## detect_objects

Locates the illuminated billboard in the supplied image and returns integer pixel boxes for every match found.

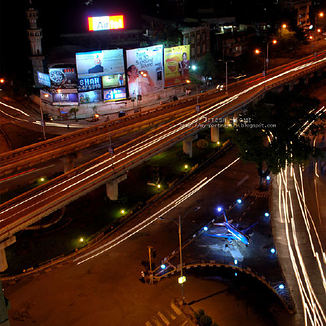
[102,74,125,88]
[103,87,127,102]
[52,93,78,106]
[164,45,190,87]
[88,15,125,31]
[76,49,125,78]
[37,72,51,87]
[78,76,102,92]
[126,45,163,98]
[78,90,102,104]
[49,68,77,89]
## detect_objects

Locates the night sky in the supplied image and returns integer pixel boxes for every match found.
[0,0,144,79]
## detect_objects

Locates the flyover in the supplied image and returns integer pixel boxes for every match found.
[0,50,325,178]
[0,52,325,271]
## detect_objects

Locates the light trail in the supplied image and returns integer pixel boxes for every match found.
[1,54,326,229]
[73,157,240,265]
[278,166,326,325]
[0,100,30,117]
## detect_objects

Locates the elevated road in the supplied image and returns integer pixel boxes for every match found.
[0,51,325,179]
[0,52,326,248]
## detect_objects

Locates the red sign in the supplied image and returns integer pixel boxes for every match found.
[88,15,125,31]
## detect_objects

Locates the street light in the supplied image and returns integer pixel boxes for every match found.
[39,91,47,140]
[0,78,5,84]
[319,11,324,18]
[266,39,277,75]
[282,23,287,29]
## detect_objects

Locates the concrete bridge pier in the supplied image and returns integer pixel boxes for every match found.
[0,237,16,272]
[210,125,220,143]
[62,154,78,173]
[106,174,127,201]
[182,135,198,158]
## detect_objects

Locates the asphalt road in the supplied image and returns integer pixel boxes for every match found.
[3,148,284,326]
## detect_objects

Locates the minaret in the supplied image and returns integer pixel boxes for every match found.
[26,0,45,87]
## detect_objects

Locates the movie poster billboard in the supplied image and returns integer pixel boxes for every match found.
[78,90,102,104]
[126,45,163,98]
[78,76,102,92]
[103,87,127,102]
[102,73,125,88]
[52,93,78,106]
[76,49,125,79]
[37,72,51,87]
[49,68,77,89]
[164,45,190,87]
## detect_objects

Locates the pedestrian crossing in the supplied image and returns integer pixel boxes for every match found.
[144,301,192,326]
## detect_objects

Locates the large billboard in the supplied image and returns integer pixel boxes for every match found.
[76,49,125,79]
[37,72,51,87]
[88,15,125,31]
[49,68,77,89]
[78,76,102,92]
[78,90,102,104]
[52,93,78,106]
[103,87,127,102]
[102,73,125,88]
[126,45,164,98]
[164,45,190,87]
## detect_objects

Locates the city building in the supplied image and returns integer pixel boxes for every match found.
[26,0,45,87]
[282,0,312,28]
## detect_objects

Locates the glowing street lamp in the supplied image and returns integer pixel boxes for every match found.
[178,276,186,284]
[185,79,191,84]
[282,23,287,29]
[184,164,189,169]
[191,65,197,71]
[254,49,261,55]
[157,184,161,189]
[317,28,322,33]
[120,209,126,215]
[79,237,84,243]
[0,78,5,84]
[319,12,324,18]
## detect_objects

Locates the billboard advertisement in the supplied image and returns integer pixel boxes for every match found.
[37,72,51,87]
[88,15,125,31]
[52,93,78,106]
[102,74,125,88]
[78,76,102,92]
[76,49,124,78]
[49,68,77,89]
[126,45,163,98]
[78,90,102,104]
[103,87,127,102]
[164,45,190,87]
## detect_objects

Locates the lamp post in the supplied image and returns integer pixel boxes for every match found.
[266,39,277,75]
[39,91,47,140]
[178,215,185,303]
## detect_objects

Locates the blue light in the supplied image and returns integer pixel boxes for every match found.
[278,284,285,290]
[234,259,238,265]
[264,212,270,217]
[235,272,238,277]
[270,248,276,254]
[217,206,223,213]
[203,226,208,231]
[266,176,271,181]
[191,65,197,71]
[161,264,166,270]
[236,199,242,204]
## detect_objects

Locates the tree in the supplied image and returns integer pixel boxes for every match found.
[230,90,324,187]
[194,309,219,326]
[197,53,219,85]
[69,107,79,122]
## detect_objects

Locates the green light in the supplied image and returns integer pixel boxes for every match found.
[120,209,125,215]
[184,164,189,169]
[79,237,84,243]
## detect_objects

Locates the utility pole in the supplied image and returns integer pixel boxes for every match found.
[225,61,228,95]
[178,215,184,303]
[148,246,153,284]
[40,98,46,140]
